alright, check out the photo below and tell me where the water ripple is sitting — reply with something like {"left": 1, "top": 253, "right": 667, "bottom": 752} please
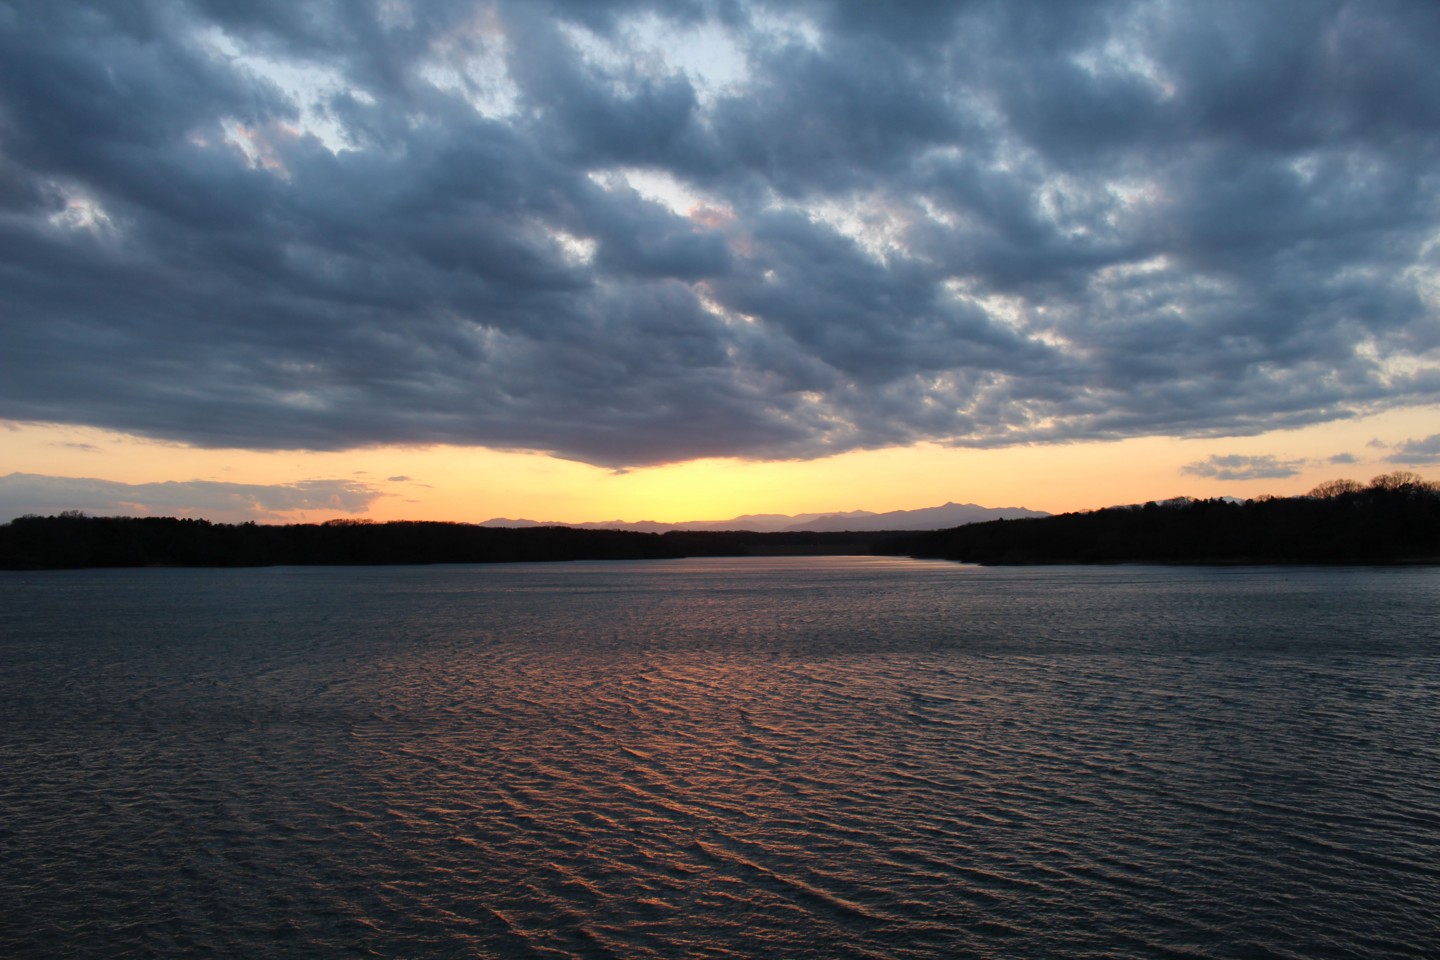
{"left": 2, "top": 559, "right": 1438, "bottom": 958}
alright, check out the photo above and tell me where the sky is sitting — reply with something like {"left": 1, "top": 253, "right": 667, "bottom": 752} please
{"left": 2, "top": 0, "right": 1439, "bottom": 525}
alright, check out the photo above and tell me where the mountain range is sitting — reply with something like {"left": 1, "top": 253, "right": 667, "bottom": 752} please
{"left": 479, "top": 502, "right": 1049, "bottom": 533}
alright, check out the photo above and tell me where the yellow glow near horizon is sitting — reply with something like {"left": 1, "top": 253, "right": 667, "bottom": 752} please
{"left": 3, "top": 403, "right": 1438, "bottom": 524}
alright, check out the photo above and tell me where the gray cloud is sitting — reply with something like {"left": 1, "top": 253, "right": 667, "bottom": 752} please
{"left": 1181, "top": 455, "right": 1307, "bottom": 482}
{"left": 2, "top": 1, "right": 1439, "bottom": 468}
{"left": 0, "top": 473, "right": 382, "bottom": 524}
{"left": 1391, "top": 434, "right": 1440, "bottom": 465}
{"left": 1329, "top": 452, "right": 1359, "bottom": 465}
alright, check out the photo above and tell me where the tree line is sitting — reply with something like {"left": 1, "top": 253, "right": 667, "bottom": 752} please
{"left": 3, "top": 472, "right": 1436, "bottom": 569}
{"left": 882, "top": 472, "right": 1440, "bottom": 565}
{"left": 0, "top": 514, "right": 903, "bottom": 570}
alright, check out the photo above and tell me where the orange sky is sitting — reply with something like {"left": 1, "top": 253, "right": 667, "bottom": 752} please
{"left": 6, "top": 404, "right": 1437, "bottom": 525}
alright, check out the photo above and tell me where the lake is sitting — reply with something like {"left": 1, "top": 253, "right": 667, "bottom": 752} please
{"left": 2, "top": 557, "right": 1437, "bottom": 958}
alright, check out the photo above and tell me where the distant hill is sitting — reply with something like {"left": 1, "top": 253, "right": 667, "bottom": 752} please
{"left": 481, "top": 501, "right": 1047, "bottom": 533}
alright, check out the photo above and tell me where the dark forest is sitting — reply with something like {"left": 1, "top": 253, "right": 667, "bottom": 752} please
{"left": 2, "top": 473, "right": 1436, "bottom": 569}
{"left": 884, "top": 473, "right": 1440, "bottom": 565}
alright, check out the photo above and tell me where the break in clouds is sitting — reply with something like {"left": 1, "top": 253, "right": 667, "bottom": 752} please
{"left": 2, "top": 0, "right": 1438, "bottom": 468}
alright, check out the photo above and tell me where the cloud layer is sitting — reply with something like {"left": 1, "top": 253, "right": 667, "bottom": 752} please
{"left": 0, "top": 473, "right": 381, "bottom": 524}
{"left": 1392, "top": 434, "right": 1440, "bottom": 465}
{"left": 3, "top": 1, "right": 1438, "bottom": 467}
{"left": 1181, "top": 455, "right": 1306, "bottom": 482}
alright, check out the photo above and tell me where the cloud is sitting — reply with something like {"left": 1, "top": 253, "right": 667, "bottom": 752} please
{"left": 0, "top": 473, "right": 382, "bottom": 524}
{"left": 1181, "top": 454, "right": 1306, "bottom": 482}
{"left": 1390, "top": 434, "right": 1440, "bottom": 465}
{"left": 2, "top": 2, "right": 1439, "bottom": 468}
{"left": 1329, "top": 452, "right": 1358, "bottom": 465}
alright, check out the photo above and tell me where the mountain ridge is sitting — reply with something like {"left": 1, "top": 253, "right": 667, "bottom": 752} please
{"left": 480, "top": 501, "right": 1048, "bottom": 533}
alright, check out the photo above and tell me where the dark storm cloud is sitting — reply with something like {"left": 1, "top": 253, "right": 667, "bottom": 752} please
{"left": 2, "top": 0, "right": 1438, "bottom": 467}
{"left": 0, "top": 473, "right": 380, "bottom": 523}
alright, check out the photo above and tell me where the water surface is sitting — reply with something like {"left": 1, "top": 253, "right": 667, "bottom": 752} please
{"left": 2, "top": 558, "right": 1437, "bottom": 958}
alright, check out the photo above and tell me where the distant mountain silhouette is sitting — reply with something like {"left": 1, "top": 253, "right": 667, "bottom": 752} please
{"left": 480, "top": 501, "right": 1046, "bottom": 533}
{"left": 784, "top": 502, "right": 1048, "bottom": 531}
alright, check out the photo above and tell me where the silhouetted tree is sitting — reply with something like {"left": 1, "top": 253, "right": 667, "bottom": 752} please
{"left": 1369, "top": 471, "right": 1436, "bottom": 495}
{"left": 1308, "top": 478, "right": 1363, "bottom": 498}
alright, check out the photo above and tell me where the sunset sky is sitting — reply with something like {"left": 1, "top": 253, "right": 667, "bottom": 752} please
{"left": 3, "top": 1, "right": 1439, "bottom": 525}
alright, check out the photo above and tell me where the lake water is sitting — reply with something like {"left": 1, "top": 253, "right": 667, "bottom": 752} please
{"left": 2, "top": 557, "right": 1438, "bottom": 958}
